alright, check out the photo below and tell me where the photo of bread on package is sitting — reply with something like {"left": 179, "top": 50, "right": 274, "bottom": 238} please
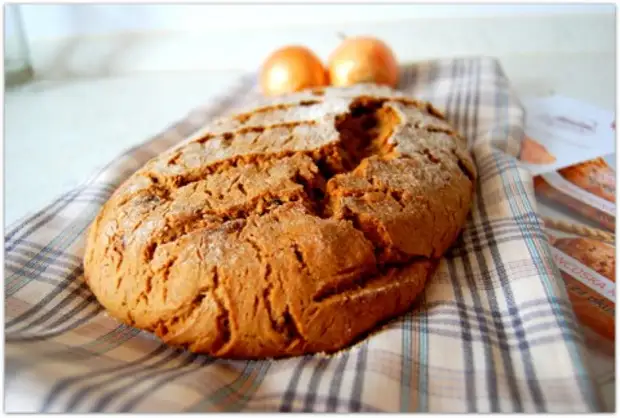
{"left": 544, "top": 220, "right": 615, "bottom": 343}
{"left": 519, "top": 135, "right": 557, "bottom": 164}
{"left": 534, "top": 156, "right": 616, "bottom": 232}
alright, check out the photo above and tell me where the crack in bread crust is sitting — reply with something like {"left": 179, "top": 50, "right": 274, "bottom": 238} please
{"left": 83, "top": 86, "right": 476, "bottom": 359}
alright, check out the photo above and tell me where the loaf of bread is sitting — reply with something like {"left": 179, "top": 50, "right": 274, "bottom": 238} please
{"left": 83, "top": 86, "right": 476, "bottom": 359}
{"left": 534, "top": 158, "right": 616, "bottom": 231}
{"left": 552, "top": 236, "right": 615, "bottom": 341}
{"left": 554, "top": 237, "right": 615, "bottom": 280}
{"left": 558, "top": 158, "right": 615, "bottom": 203}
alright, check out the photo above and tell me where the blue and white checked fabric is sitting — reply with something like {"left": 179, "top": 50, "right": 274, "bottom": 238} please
{"left": 4, "top": 57, "right": 603, "bottom": 412}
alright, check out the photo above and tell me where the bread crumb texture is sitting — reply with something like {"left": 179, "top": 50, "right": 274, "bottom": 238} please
{"left": 84, "top": 85, "right": 476, "bottom": 359}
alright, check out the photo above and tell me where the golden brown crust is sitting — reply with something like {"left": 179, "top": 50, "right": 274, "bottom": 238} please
{"left": 519, "top": 135, "right": 556, "bottom": 164}
{"left": 551, "top": 236, "right": 615, "bottom": 341}
{"left": 558, "top": 158, "right": 616, "bottom": 203}
{"left": 533, "top": 158, "right": 616, "bottom": 232}
{"left": 553, "top": 237, "right": 615, "bottom": 281}
{"left": 83, "top": 86, "right": 476, "bottom": 359}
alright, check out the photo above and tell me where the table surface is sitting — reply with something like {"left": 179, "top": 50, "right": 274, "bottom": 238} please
{"left": 5, "top": 51, "right": 615, "bottom": 227}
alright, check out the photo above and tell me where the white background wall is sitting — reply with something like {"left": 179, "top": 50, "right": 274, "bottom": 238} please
{"left": 5, "top": 4, "right": 616, "bottom": 79}
{"left": 16, "top": 4, "right": 614, "bottom": 41}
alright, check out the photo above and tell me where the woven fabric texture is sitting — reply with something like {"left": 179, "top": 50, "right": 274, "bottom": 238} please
{"left": 4, "top": 57, "right": 601, "bottom": 413}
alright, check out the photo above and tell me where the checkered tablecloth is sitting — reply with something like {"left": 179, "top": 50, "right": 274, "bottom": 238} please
{"left": 4, "top": 57, "right": 603, "bottom": 412}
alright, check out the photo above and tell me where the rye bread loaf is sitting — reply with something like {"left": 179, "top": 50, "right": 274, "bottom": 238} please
{"left": 83, "top": 85, "right": 476, "bottom": 359}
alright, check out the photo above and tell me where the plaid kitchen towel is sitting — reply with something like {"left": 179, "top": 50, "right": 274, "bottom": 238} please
{"left": 4, "top": 57, "right": 603, "bottom": 413}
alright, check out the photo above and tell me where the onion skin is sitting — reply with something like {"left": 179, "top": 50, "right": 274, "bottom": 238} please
{"left": 260, "top": 46, "right": 328, "bottom": 96}
{"left": 328, "top": 36, "right": 399, "bottom": 88}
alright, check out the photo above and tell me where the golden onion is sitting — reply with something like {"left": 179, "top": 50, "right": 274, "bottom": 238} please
{"left": 328, "top": 36, "right": 399, "bottom": 88}
{"left": 260, "top": 45, "right": 328, "bottom": 96}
